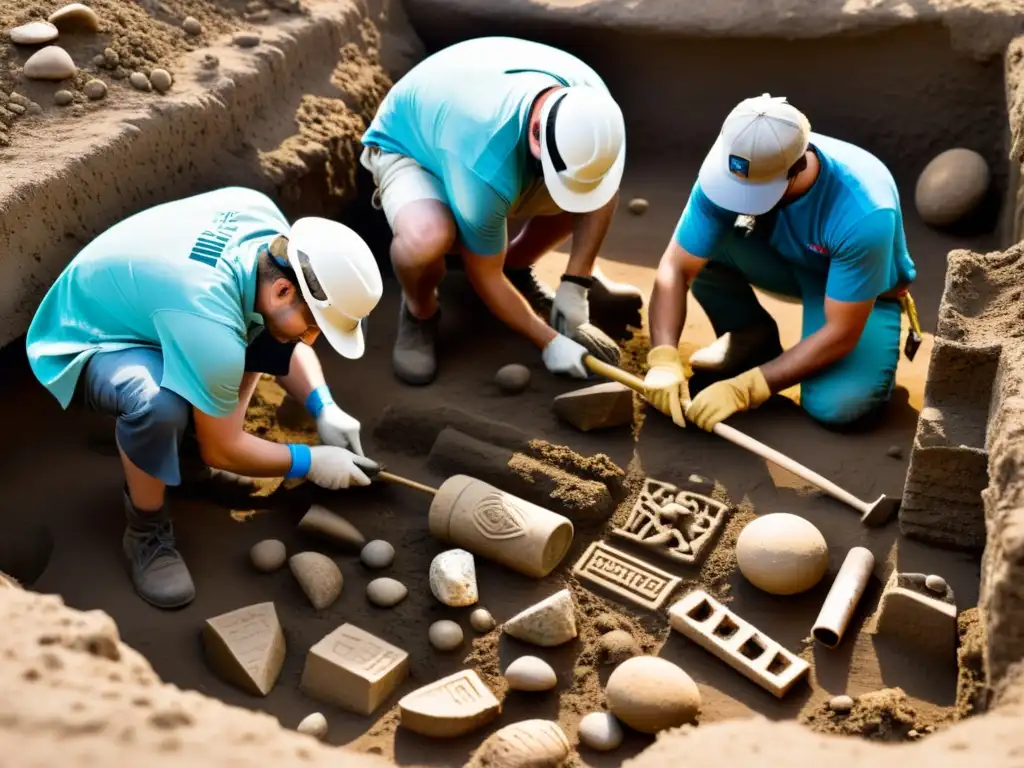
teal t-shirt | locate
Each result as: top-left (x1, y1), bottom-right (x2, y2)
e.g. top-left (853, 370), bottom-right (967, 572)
top-left (25, 186), bottom-right (290, 417)
top-left (674, 133), bottom-right (918, 303)
top-left (361, 36), bottom-right (611, 256)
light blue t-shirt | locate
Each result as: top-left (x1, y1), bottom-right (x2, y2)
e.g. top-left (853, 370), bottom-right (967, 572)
top-left (361, 36), bottom-right (611, 256)
top-left (26, 187), bottom-right (291, 418)
top-left (674, 133), bottom-right (917, 303)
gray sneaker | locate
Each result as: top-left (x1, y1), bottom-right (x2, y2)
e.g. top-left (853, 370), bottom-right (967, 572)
top-left (393, 297), bottom-right (440, 385)
top-left (505, 266), bottom-right (554, 319)
top-left (122, 492), bottom-right (195, 609)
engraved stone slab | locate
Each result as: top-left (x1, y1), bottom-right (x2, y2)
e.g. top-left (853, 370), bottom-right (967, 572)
top-left (613, 479), bottom-right (730, 566)
top-left (300, 623), bottom-right (409, 715)
top-left (573, 541), bottom-right (682, 611)
top-left (668, 589), bottom-right (810, 698)
top-left (399, 668), bottom-right (500, 738)
top-left (202, 602), bottom-right (286, 697)
top-left (503, 589), bottom-right (577, 647)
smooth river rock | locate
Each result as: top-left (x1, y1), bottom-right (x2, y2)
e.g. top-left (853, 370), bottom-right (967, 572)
top-left (428, 620), bottom-right (464, 652)
top-left (577, 711), bottom-right (623, 752)
top-left (83, 78), bottom-right (107, 100)
top-left (915, 148), bottom-right (990, 227)
top-left (48, 3), bottom-right (100, 32)
top-left (504, 656), bottom-right (557, 692)
top-left (233, 32), bottom-right (261, 47)
top-left (470, 608), bottom-right (495, 633)
top-left (360, 539), bottom-right (395, 569)
top-left (605, 656), bottom-right (701, 734)
top-left (9, 21), bottom-right (58, 45)
top-left (53, 90), bottom-right (73, 106)
top-left (150, 68), bottom-right (172, 93)
top-left (495, 363), bottom-right (531, 394)
top-left (366, 577), bottom-right (408, 608)
top-left (735, 512), bottom-right (828, 595)
top-left (129, 71), bottom-right (151, 92)
top-left (829, 694), bottom-right (855, 713)
top-left (250, 539), bottom-right (286, 572)
top-left (296, 712), bottom-right (328, 740)
top-left (182, 16), bottom-right (202, 35)
top-left (627, 197), bottom-right (649, 215)
top-left (23, 46), bottom-right (76, 80)
top-left (925, 574), bottom-right (947, 594)
top-left (429, 548), bottom-right (478, 607)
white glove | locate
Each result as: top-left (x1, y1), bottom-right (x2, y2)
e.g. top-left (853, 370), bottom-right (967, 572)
top-left (306, 445), bottom-right (376, 490)
top-left (542, 334), bottom-right (589, 379)
top-left (316, 403), bottom-right (364, 457)
top-left (550, 280), bottom-right (590, 336)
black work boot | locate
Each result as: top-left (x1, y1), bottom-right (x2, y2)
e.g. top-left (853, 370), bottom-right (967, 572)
top-left (122, 491), bottom-right (195, 609)
top-left (588, 268), bottom-right (645, 341)
top-left (505, 266), bottom-right (555, 320)
top-left (393, 296), bottom-right (440, 385)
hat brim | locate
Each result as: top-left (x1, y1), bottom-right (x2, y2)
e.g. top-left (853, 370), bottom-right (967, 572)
top-left (287, 238), bottom-right (366, 359)
top-left (697, 134), bottom-right (789, 216)
top-left (539, 95), bottom-right (625, 215)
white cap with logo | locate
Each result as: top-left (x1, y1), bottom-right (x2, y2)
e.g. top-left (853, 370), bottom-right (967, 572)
top-left (697, 93), bottom-right (811, 216)
top-left (539, 85), bottom-right (626, 214)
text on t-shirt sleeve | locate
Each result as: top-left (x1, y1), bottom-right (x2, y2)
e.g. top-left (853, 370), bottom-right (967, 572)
top-left (826, 208), bottom-right (898, 303)
top-left (439, 152), bottom-right (510, 257)
top-left (673, 181), bottom-right (734, 259)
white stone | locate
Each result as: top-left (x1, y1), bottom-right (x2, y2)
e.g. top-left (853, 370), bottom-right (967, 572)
top-left (503, 589), bottom-right (577, 647)
top-left (361, 540), bottom-right (394, 569)
top-left (48, 4), bottom-right (100, 32)
top-left (296, 712), bottom-right (327, 740)
top-left (577, 712), bottom-right (623, 751)
top-left (925, 574), bottom-right (947, 594)
top-left (504, 656), bottom-right (557, 692)
top-left (182, 16), bottom-right (202, 35)
top-left (23, 46), bottom-right (76, 80)
top-left (735, 513), bottom-right (828, 595)
top-left (150, 68), bottom-right (172, 93)
top-left (9, 22), bottom-right (58, 45)
top-left (470, 608), bottom-right (495, 633)
top-left (129, 72), bottom-right (151, 92)
top-left (366, 577), bottom-right (407, 608)
top-left (429, 549), bottom-right (478, 607)
top-left (428, 620), bottom-right (463, 652)
top-left (829, 694), bottom-right (854, 713)
top-left (83, 79), bottom-right (106, 100)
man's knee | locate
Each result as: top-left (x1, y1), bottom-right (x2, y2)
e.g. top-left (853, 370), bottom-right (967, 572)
top-left (801, 378), bottom-right (892, 428)
top-left (122, 380), bottom-right (190, 437)
top-left (392, 202), bottom-right (456, 269)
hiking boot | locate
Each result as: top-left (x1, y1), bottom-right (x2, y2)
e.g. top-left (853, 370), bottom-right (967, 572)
top-left (588, 267), bottom-right (644, 341)
top-left (122, 491), bottom-right (195, 609)
top-left (506, 266), bottom-right (555, 320)
top-left (393, 296), bottom-right (440, 385)
top-left (689, 323), bottom-right (783, 376)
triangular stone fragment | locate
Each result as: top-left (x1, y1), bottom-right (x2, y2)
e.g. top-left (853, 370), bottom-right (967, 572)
top-left (298, 504), bottom-right (366, 550)
top-left (503, 589), bottom-right (577, 647)
top-left (399, 669), bottom-right (500, 738)
top-left (553, 381), bottom-right (633, 432)
top-left (202, 602), bottom-right (286, 696)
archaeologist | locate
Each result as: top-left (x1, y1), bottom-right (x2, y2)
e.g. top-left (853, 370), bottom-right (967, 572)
top-left (644, 93), bottom-right (919, 431)
top-left (360, 35), bottom-right (642, 386)
top-left (25, 187), bottom-right (383, 610)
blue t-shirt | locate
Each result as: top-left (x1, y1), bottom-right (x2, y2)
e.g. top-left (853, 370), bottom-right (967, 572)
top-left (25, 187), bottom-right (290, 418)
top-left (361, 36), bottom-right (611, 256)
top-left (674, 133), bottom-right (917, 303)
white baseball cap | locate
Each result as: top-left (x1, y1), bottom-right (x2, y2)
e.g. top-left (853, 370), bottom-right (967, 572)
top-left (285, 217), bottom-right (383, 359)
top-left (539, 86), bottom-right (626, 214)
top-left (697, 93), bottom-right (811, 215)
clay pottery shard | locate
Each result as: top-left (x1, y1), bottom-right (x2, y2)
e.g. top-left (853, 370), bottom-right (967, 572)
top-left (467, 719), bottom-right (570, 768)
top-left (202, 602), bottom-right (286, 696)
top-left (503, 589), bottom-right (577, 647)
top-left (298, 504), bottom-right (365, 550)
top-left (9, 22), bottom-right (59, 45)
top-left (399, 669), bottom-right (500, 738)
top-left (48, 3), bottom-right (100, 32)
top-left (23, 46), bottom-right (76, 80)
top-left (429, 548), bottom-right (478, 607)
top-left (289, 552), bottom-right (342, 610)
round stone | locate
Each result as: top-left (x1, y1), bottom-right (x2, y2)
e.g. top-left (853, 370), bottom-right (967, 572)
top-left (53, 90), bottom-right (73, 107)
top-left (366, 577), bottom-right (407, 608)
top-left (103, 48), bottom-right (118, 66)
top-left (627, 197), bottom-right (649, 215)
top-left (24, 46), bottom-right (76, 80)
top-left (495, 363), bottom-right (530, 395)
top-left (360, 539), bottom-right (394, 569)
top-left (598, 629), bottom-right (639, 665)
top-left (605, 656), bottom-right (700, 734)
top-left (149, 68), bottom-right (172, 94)
top-left (915, 148), bottom-right (990, 227)
top-left (428, 620), bottom-right (463, 652)
top-left (9, 21), bottom-right (59, 45)
top-left (250, 539), bottom-right (286, 572)
top-left (182, 16), bottom-right (202, 35)
top-left (469, 608), bottom-right (495, 633)
top-left (925, 574), bottom-right (947, 594)
top-left (829, 694), bottom-right (854, 714)
top-left (577, 712), bottom-right (623, 752)
top-left (83, 79), bottom-right (107, 101)
top-left (504, 656), bottom-right (557, 692)
top-left (736, 512), bottom-right (828, 595)
top-left (886, 445), bottom-right (903, 459)
top-left (48, 4), bottom-right (100, 32)
top-left (296, 712), bottom-right (327, 740)
top-left (26, 102), bottom-right (41, 115)
top-left (6, 102), bottom-right (25, 115)
top-left (233, 32), bottom-right (261, 48)
top-left (200, 54), bottom-right (219, 70)
top-left (129, 72), bottom-right (151, 92)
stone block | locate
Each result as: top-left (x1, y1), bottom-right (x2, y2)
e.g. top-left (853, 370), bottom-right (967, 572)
top-left (553, 381), bottom-right (633, 432)
top-left (202, 602), bottom-right (286, 697)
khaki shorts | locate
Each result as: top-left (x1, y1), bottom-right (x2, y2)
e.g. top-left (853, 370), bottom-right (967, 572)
top-left (360, 146), bottom-right (562, 233)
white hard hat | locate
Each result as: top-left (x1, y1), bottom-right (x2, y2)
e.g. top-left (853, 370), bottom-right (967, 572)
top-left (285, 217), bottom-right (383, 359)
top-left (539, 86), bottom-right (626, 214)
top-left (698, 93), bottom-right (811, 215)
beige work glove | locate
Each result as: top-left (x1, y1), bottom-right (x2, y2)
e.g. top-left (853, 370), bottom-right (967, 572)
top-left (643, 345), bottom-right (690, 427)
top-left (685, 367), bottom-right (771, 431)
top-left (306, 446), bottom-right (377, 490)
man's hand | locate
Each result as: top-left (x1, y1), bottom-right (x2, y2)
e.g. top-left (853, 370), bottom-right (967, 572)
top-left (550, 279), bottom-right (589, 336)
top-left (316, 404), bottom-right (365, 457)
top-left (685, 367), bottom-right (771, 431)
top-left (306, 446), bottom-right (379, 490)
top-left (542, 334), bottom-right (590, 379)
top-left (643, 345), bottom-right (690, 427)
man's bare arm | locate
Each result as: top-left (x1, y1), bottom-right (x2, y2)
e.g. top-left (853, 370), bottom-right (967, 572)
top-left (277, 342), bottom-right (325, 405)
top-left (565, 192), bottom-right (619, 277)
top-left (648, 240), bottom-right (708, 349)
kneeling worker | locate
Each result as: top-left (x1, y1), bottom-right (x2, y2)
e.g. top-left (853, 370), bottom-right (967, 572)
top-left (645, 94), bottom-right (919, 430)
top-left (360, 35), bottom-right (641, 385)
top-left (26, 187), bottom-right (383, 609)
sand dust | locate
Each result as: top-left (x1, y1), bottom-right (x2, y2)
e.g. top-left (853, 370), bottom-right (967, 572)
top-left (508, 452), bottom-right (613, 516)
top-left (956, 608), bottom-right (987, 719)
top-left (800, 688), bottom-right (922, 741)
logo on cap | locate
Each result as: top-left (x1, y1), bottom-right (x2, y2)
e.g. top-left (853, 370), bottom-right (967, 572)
top-left (728, 155), bottom-right (750, 179)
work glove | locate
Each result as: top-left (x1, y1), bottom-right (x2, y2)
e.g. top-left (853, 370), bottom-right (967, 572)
top-left (643, 345), bottom-right (690, 427)
top-left (542, 334), bottom-right (590, 379)
top-left (685, 367), bottom-right (771, 432)
top-left (316, 403), bottom-right (365, 457)
top-left (550, 278), bottom-right (590, 336)
top-left (306, 446), bottom-right (378, 490)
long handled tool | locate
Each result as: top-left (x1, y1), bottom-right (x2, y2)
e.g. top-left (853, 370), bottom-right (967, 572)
top-left (583, 356), bottom-right (898, 527)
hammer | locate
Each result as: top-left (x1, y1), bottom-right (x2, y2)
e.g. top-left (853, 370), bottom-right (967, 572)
top-left (583, 356), bottom-right (899, 527)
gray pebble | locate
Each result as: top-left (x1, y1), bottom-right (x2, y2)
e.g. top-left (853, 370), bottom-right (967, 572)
top-left (366, 577), bottom-right (408, 608)
top-left (182, 16), bottom-right (202, 36)
top-left (8, 101), bottom-right (27, 113)
top-left (886, 445), bottom-right (903, 459)
top-left (470, 608), bottom-right (495, 633)
top-left (577, 712), bottom-right (623, 752)
top-left (129, 72), bottom-right (151, 92)
top-left (92, 54), bottom-right (106, 67)
top-left (9, 92), bottom-right (29, 107)
top-left (360, 539), bottom-right (394, 569)
top-left (829, 694), bottom-right (854, 714)
top-left (495, 363), bottom-right (530, 395)
top-left (233, 32), bottom-right (261, 48)
top-left (428, 620), bottom-right (463, 651)
top-left (150, 68), bottom-right (172, 93)
top-left (925, 574), bottom-right (947, 594)
top-left (246, 9), bottom-right (270, 22)
top-left (250, 539), bottom-right (286, 572)
top-left (26, 102), bottom-right (41, 115)
top-left (908, 729), bottom-right (920, 739)
top-left (103, 48), bottom-right (119, 67)
top-left (53, 92), bottom-right (73, 107)
top-left (628, 197), bottom-right (649, 215)
top-left (83, 79), bottom-right (107, 101)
